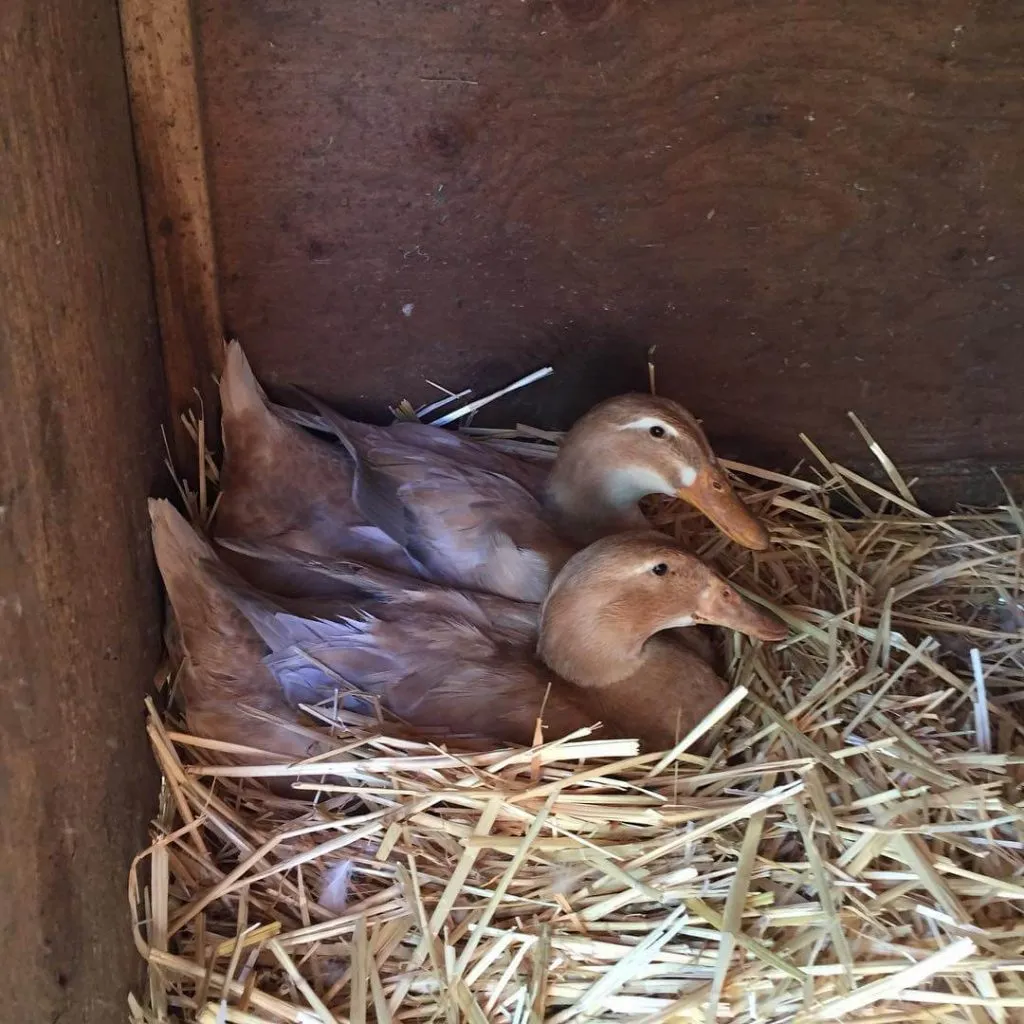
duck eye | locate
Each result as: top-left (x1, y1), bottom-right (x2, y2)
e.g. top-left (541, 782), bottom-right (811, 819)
top-left (649, 425), bottom-right (666, 438)
top-left (721, 588), bottom-right (733, 600)
top-left (652, 562), bottom-right (669, 576)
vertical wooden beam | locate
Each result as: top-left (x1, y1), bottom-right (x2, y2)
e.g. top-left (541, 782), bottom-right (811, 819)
top-left (0, 3), bottom-right (166, 1021)
top-left (120, 0), bottom-right (224, 471)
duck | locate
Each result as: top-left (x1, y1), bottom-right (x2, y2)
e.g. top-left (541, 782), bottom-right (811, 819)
top-left (214, 342), bottom-right (769, 605)
top-left (154, 501), bottom-right (788, 754)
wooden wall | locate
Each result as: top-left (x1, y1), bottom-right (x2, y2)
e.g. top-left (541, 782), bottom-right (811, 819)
top-left (196, 0), bottom-right (1024, 504)
top-left (0, 3), bottom-right (165, 1022)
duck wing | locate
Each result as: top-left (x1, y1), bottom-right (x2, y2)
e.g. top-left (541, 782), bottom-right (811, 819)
top-left (274, 401), bottom-right (551, 498)
top-left (216, 539), bottom-right (540, 644)
top-left (260, 612), bottom-right (595, 747)
top-left (301, 392), bottom-right (572, 601)
top-left (386, 420), bottom-right (550, 497)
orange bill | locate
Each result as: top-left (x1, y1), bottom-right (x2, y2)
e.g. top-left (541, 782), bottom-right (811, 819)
top-left (679, 466), bottom-right (770, 551)
top-left (698, 586), bottom-right (788, 642)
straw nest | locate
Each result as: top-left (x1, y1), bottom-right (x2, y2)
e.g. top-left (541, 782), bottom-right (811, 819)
top-left (131, 413), bottom-right (1024, 1024)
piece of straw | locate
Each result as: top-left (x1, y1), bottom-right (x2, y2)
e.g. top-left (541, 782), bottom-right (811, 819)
top-left (429, 367), bottom-right (554, 426)
top-left (970, 647), bottom-right (992, 753)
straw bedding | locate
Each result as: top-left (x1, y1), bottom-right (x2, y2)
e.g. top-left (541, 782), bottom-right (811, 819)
top-left (131, 413), bottom-right (1024, 1024)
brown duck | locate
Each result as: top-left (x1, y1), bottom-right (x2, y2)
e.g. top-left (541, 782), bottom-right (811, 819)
top-left (214, 343), bottom-right (769, 604)
top-left (153, 502), bottom-right (786, 755)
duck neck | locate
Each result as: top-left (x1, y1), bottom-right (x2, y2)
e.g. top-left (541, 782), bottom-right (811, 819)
top-left (537, 586), bottom-right (655, 689)
top-left (544, 451), bottom-right (661, 546)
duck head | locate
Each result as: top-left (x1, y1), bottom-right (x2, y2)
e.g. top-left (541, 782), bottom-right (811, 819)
top-left (538, 531), bottom-right (787, 687)
top-left (544, 394), bottom-right (770, 550)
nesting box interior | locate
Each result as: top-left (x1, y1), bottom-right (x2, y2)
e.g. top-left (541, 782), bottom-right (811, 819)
top-left (3, 1), bottom-right (1024, 1022)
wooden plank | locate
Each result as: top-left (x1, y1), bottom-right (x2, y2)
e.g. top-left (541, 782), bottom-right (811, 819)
top-left (0, 3), bottom-right (167, 1022)
top-left (121, 0), bottom-right (224, 470)
top-left (193, 0), bottom-right (1024, 506)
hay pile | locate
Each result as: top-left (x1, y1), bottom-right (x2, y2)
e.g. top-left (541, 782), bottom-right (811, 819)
top-left (131, 416), bottom-right (1024, 1024)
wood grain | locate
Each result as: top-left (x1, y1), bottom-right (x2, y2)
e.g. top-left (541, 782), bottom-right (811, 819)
top-left (195, 0), bottom-right (1024, 504)
top-left (121, 0), bottom-right (224, 469)
top-left (0, 3), bottom-right (165, 1021)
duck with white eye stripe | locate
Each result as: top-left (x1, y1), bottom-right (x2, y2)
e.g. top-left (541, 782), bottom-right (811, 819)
top-left (215, 344), bottom-right (769, 609)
